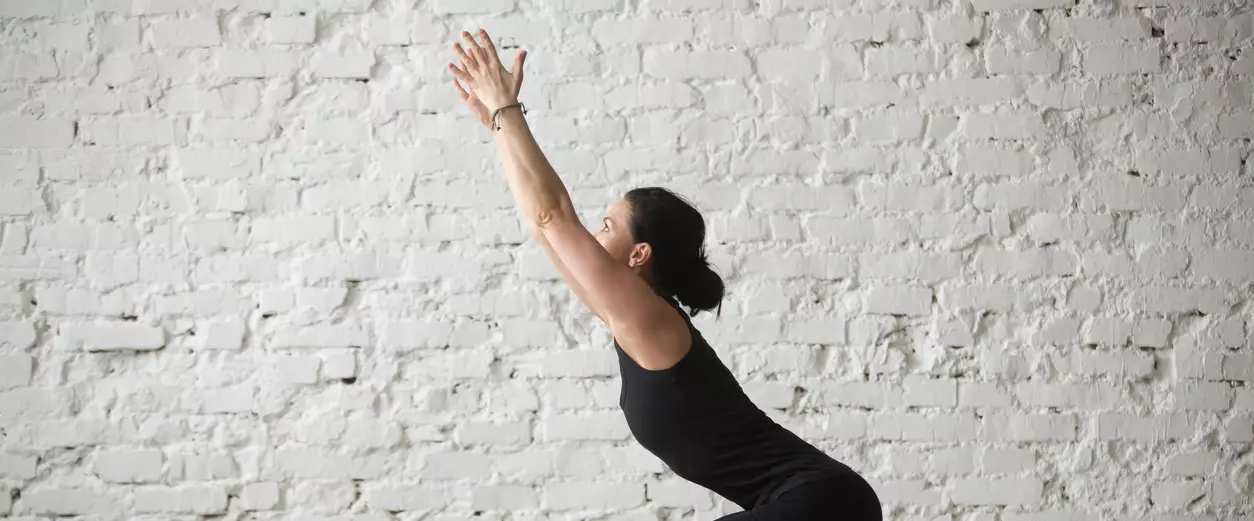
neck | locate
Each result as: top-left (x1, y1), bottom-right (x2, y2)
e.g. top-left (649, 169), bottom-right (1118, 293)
top-left (639, 266), bottom-right (657, 289)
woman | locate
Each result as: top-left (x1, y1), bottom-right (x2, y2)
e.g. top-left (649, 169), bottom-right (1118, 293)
top-left (447, 29), bottom-right (882, 520)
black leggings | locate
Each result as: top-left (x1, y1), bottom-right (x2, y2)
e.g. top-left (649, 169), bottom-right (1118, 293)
top-left (715, 471), bottom-right (882, 521)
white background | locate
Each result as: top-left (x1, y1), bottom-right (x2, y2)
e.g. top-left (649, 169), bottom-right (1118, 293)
top-left (0, 0), bottom-right (1252, 519)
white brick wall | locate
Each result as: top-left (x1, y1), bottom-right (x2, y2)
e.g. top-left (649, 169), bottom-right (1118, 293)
top-left (0, 0), bottom-right (1251, 519)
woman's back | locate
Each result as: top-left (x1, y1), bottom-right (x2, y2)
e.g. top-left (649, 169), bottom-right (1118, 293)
top-left (614, 293), bottom-right (851, 510)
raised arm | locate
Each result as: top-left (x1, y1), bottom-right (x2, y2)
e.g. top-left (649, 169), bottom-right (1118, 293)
top-left (446, 30), bottom-right (683, 347)
top-left (445, 30), bottom-right (598, 319)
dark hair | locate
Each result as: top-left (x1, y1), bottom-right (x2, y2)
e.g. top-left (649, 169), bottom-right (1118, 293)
top-left (623, 187), bottom-right (725, 318)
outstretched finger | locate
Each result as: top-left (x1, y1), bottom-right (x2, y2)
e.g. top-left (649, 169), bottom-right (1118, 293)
top-left (461, 31), bottom-right (487, 66)
top-left (452, 42), bottom-right (477, 70)
top-left (451, 78), bottom-right (471, 101)
top-left (477, 29), bottom-right (501, 68)
top-left (448, 60), bottom-right (473, 84)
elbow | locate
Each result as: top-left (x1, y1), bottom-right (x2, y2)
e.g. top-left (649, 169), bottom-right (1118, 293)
top-left (533, 205), bottom-right (576, 230)
top-left (523, 211), bottom-right (557, 241)
top-left (535, 208), bottom-right (559, 228)
top-left (536, 193), bottom-right (578, 229)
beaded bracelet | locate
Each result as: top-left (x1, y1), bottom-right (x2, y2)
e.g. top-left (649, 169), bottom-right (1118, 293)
top-left (491, 101), bottom-right (527, 131)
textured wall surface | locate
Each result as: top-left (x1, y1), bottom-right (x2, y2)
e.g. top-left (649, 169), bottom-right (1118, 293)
top-left (1, 0), bottom-right (1253, 519)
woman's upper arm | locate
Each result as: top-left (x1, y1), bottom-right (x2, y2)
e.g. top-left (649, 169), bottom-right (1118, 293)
top-left (534, 214), bottom-right (688, 361)
top-left (527, 223), bottom-right (605, 323)
top-left (534, 214), bottom-right (677, 331)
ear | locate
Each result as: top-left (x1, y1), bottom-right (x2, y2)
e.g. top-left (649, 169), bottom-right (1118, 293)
top-left (628, 242), bottom-right (652, 269)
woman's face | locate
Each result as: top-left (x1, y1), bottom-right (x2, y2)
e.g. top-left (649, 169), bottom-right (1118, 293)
top-left (595, 198), bottom-right (644, 269)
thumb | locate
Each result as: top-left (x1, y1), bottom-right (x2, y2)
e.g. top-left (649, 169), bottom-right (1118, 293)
top-left (512, 50), bottom-right (526, 85)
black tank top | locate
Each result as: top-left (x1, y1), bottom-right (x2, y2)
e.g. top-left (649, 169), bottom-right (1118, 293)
top-left (614, 291), bottom-right (852, 510)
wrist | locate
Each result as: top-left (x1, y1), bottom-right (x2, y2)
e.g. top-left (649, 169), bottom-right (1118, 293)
top-left (489, 100), bottom-right (527, 132)
top-left (489, 97), bottom-right (519, 111)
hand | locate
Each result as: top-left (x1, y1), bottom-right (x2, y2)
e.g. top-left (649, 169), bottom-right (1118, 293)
top-left (449, 28), bottom-right (527, 128)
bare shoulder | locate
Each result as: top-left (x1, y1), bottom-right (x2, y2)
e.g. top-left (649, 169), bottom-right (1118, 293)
top-left (611, 295), bottom-right (692, 371)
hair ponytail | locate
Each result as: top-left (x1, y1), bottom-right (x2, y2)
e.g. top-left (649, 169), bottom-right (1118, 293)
top-left (672, 258), bottom-right (725, 318)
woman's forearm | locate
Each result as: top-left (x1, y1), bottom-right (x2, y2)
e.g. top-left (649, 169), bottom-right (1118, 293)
top-left (491, 107), bottom-right (575, 229)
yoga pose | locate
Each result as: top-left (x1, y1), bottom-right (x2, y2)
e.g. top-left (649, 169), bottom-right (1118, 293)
top-left (448, 29), bottom-right (882, 520)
